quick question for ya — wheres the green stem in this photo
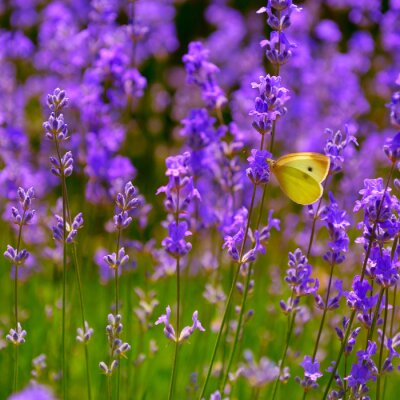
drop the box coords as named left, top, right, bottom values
left=219, top=266, right=234, bottom=385
left=168, top=257, right=181, bottom=400
left=12, top=210, right=25, bottom=392
left=306, top=178, right=329, bottom=259
left=367, top=288, right=384, bottom=343
left=322, top=311, right=355, bottom=400
left=71, top=245, right=92, bottom=400
left=312, top=260, right=335, bottom=361
left=221, top=263, right=254, bottom=391
left=377, top=289, right=389, bottom=400
left=200, top=260, right=242, bottom=398
left=13, top=345, right=18, bottom=393
left=107, top=375, right=112, bottom=400
left=344, top=355, right=348, bottom=399
left=55, top=137, right=92, bottom=399
left=271, top=308, right=297, bottom=400
left=54, top=133, right=68, bottom=399
left=115, top=229, right=122, bottom=400
left=115, top=229, right=122, bottom=315
left=61, top=178, right=67, bottom=400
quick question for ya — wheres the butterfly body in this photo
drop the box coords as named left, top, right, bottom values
left=268, top=152, right=330, bottom=205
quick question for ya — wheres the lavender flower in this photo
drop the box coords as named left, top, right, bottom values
left=367, top=247, right=400, bottom=288
left=162, top=221, right=192, bottom=258
left=284, top=249, right=319, bottom=298
left=383, top=132, right=400, bottom=162
left=242, top=230, right=266, bottom=263
left=43, top=112, right=69, bottom=142
left=387, top=91, right=400, bottom=127
left=11, top=187, right=36, bottom=226
left=334, top=318, right=361, bottom=356
left=381, top=337, right=400, bottom=373
left=223, top=228, right=244, bottom=262
left=155, top=306, right=205, bottom=343
left=104, top=313, right=131, bottom=364
left=6, top=323, right=26, bottom=345
left=320, top=192, right=350, bottom=264
left=235, top=350, right=279, bottom=388
left=157, top=153, right=200, bottom=217
left=354, top=178, right=400, bottom=246
left=4, top=246, right=29, bottom=266
left=250, top=75, right=290, bottom=135
left=259, top=210, right=281, bottom=243
left=76, top=322, right=94, bottom=343
left=315, top=279, right=343, bottom=310
left=181, top=108, right=220, bottom=151
left=324, top=126, right=358, bottom=173
left=52, top=213, right=84, bottom=243
left=103, top=247, right=129, bottom=270
left=182, top=41, right=226, bottom=109
left=246, top=149, right=272, bottom=185
left=154, top=305, right=176, bottom=341
left=179, top=310, right=206, bottom=341
left=257, top=1, right=301, bottom=66
left=344, top=341, right=378, bottom=396
left=49, top=152, right=73, bottom=178
left=47, top=87, right=69, bottom=112
left=296, top=355, right=323, bottom=392
left=8, top=383, right=55, bottom=400
left=346, top=276, right=378, bottom=312
left=31, top=354, right=47, bottom=379
left=99, top=360, right=119, bottom=376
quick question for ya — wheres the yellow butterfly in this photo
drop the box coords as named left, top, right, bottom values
left=267, top=152, right=330, bottom=205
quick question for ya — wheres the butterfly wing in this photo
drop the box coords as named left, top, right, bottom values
left=275, top=152, right=330, bottom=183
left=273, top=164, right=323, bottom=205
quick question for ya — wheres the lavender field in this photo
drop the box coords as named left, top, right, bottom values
left=1, top=0, right=400, bottom=399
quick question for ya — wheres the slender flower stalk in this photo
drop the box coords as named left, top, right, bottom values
left=377, top=289, right=389, bottom=399
left=168, top=186, right=181, bottom=400
left=4, top=187, right=35, bottom=392
left=102, top=181, right=139, bottom=399
left=44, top=88, right=92, bottom=399
left=43, top=89, right=70, bottom=397
left=169, top=256, right=181, bottom=400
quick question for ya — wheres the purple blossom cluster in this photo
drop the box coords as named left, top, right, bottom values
left=258, top=0, right=300, bottom=66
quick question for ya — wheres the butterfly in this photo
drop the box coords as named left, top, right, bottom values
left=267, top=152, right=330, bottom=205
